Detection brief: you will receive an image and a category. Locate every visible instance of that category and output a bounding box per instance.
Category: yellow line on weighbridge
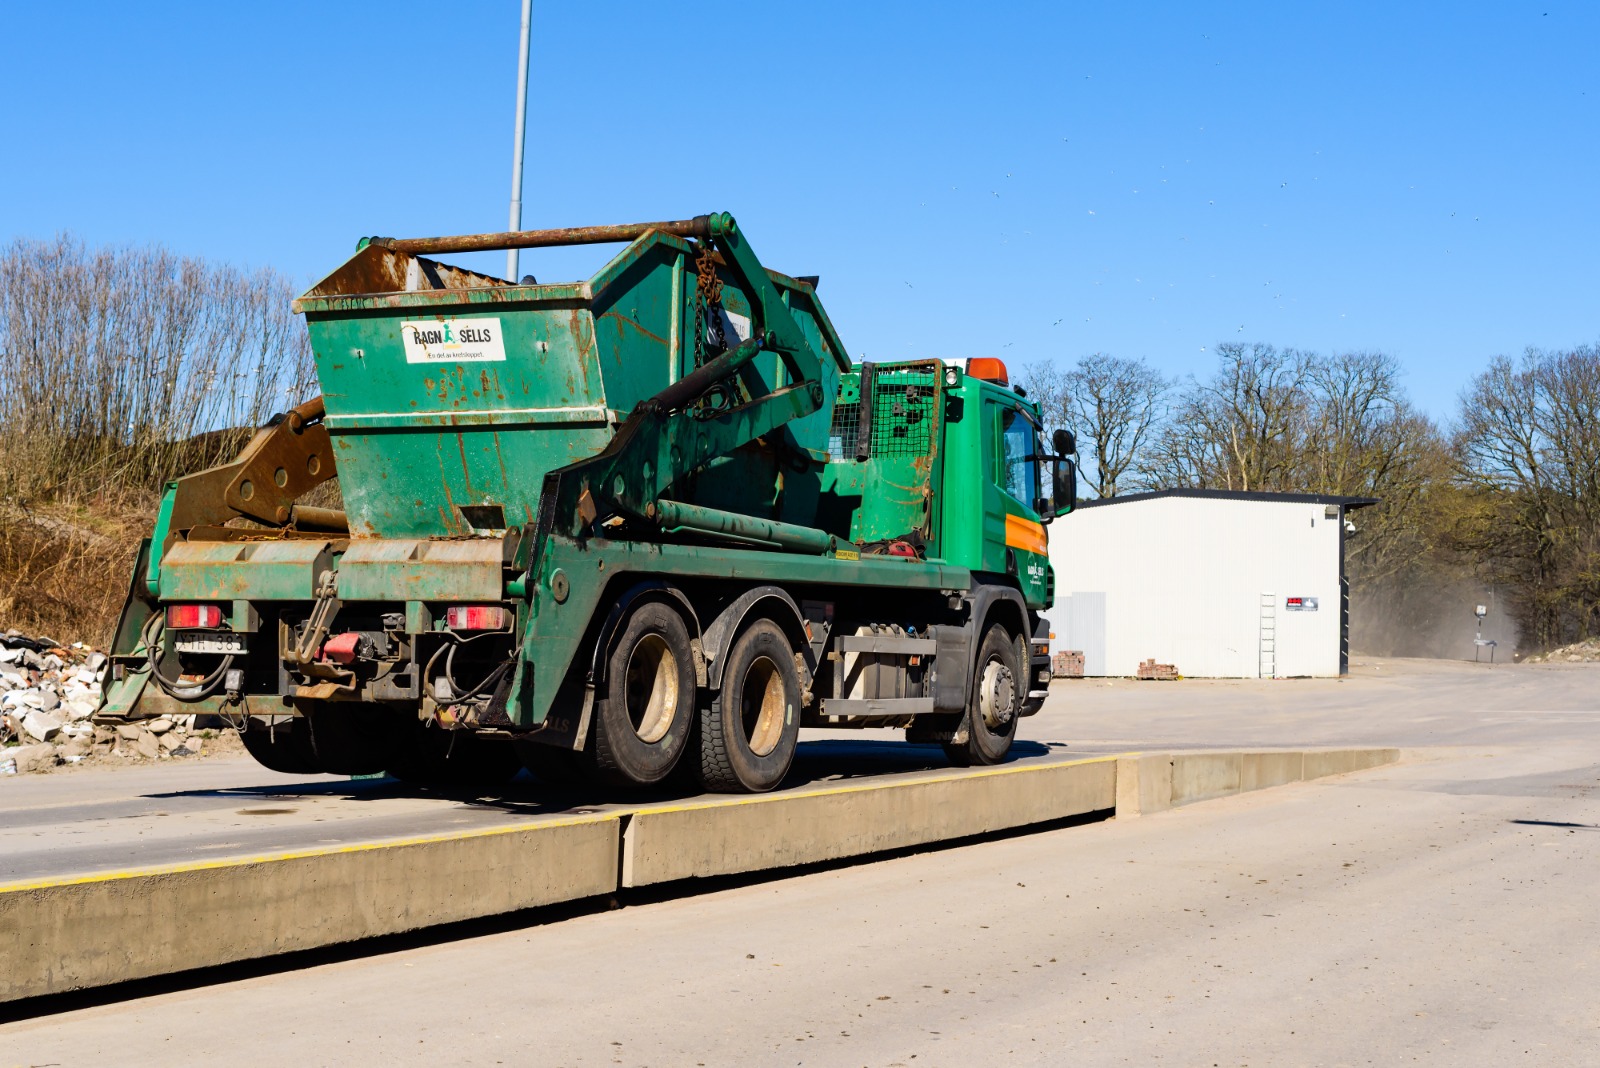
[0,810,619,895]
[0,752,1132,896]
[611,751,1125,818]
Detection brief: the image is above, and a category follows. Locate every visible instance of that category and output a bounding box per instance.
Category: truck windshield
[1000,406,1039,507]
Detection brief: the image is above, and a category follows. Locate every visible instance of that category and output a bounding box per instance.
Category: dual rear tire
[697,619,802,793]
[589,603,801,794]
[591,601,698,788]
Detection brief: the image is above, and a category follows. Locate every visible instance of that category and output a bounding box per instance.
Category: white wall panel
[1046,496,1345,677]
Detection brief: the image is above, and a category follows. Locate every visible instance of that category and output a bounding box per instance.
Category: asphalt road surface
[5,657,1599,1065]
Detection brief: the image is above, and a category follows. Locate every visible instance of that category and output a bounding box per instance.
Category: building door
[1071,592,1107,676]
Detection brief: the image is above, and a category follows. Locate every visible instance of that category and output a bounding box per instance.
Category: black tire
[516,740,594,789]
[388,726,522,789]
[943,624,1020,767]
[303,702,410,776]
[591,600,697,787]
[240,715,322,775]
[698,619,801,793]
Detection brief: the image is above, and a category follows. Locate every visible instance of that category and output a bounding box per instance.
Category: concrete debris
[21,709,64,742]
[0,629,222,774]
[133,729,160,760]
[1523,637,1600,664]
[7,742,59,774]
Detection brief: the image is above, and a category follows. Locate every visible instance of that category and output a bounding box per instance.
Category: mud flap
[96,665,153,721]
[95,538,160,723]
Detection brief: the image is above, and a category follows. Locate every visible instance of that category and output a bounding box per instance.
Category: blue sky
[3,1,1594,420]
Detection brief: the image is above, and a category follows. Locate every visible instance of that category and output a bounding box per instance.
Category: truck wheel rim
[624,634,678,744]
[978,657,1015,730]
[740,656,785,757]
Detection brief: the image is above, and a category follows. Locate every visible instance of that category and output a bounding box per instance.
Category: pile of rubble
[1524,637,1600,664]
[0,630,212,774]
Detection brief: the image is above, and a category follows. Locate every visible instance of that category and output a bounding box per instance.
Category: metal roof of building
[1072,488,1381,511]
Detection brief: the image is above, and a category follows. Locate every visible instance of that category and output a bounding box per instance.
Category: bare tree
[1019,354,1168,498]
[0,234,314,503]
[1140,342,1312,491]
[1456,346,1600,648]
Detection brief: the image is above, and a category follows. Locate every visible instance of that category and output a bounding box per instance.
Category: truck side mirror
[1036,455,1077,520]
[1051,457,1076,517]
[1052,428,1075,456]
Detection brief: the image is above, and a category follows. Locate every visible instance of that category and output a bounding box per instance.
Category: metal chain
[691,242,727,370]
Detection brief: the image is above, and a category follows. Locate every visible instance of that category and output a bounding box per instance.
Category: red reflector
[446,606,508,631]
[967,357,1009,386]
[166,604,222,629]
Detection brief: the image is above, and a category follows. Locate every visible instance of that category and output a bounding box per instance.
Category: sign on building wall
[1285,596,1319,612]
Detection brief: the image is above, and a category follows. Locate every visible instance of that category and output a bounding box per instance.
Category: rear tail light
[166,604,223,629]
[446,605,509,631]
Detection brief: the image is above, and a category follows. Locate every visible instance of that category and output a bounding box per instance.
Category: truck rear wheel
[698,619,801,793]
[303,702,408,776]
[944,624,1020,767]
[388,727,522,789]
[240,716,321,775]
[517,740,594,789]
[592,601,696,787]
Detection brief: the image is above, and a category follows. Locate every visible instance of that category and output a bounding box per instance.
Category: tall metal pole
[506,0,533,282]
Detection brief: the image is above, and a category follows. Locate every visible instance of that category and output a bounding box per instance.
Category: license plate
[173,632,248,655]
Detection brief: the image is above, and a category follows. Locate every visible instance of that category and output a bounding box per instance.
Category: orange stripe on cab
[1004,513,1048,555]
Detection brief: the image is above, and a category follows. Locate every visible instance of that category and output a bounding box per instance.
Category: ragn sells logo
[401,317,507,364]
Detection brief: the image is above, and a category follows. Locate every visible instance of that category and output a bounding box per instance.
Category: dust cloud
[1350,578,1519,661]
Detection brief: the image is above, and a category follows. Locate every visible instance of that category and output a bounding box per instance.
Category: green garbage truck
[95,214,1076,792]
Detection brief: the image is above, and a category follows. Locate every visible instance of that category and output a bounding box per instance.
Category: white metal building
[1046,490,1378,678]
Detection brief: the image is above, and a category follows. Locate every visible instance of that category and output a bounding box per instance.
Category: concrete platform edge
[620,756,1119,887]
[0,815,621,1003]
[1115,747,1401,817]
[1,745,1402,1003]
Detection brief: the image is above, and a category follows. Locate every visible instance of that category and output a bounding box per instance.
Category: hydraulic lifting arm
[539,212,829,538]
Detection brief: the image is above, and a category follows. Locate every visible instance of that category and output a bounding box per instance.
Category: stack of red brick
[1136,658,1178,680]
[1052,651,1085,678]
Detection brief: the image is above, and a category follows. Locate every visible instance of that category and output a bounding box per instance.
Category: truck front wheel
[592,601,697,787]
[944,624,1020,767]
[698,619,801,793]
